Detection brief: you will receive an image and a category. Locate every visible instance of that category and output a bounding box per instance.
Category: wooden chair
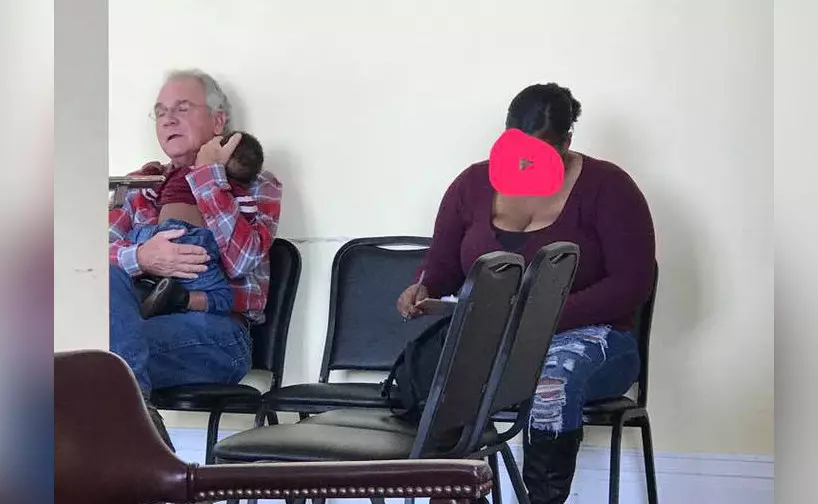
[55,350,493,504]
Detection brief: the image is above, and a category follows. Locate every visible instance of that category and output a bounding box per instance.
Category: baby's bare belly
[159,203,205,228]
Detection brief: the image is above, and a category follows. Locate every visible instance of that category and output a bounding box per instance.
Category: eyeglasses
[149,100,207,121]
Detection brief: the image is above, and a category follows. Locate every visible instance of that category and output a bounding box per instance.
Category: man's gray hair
[165,68,233,131]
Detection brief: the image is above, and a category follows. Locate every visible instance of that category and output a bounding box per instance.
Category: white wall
[774,0,818,499]
[55,0,109,352]
[108,0,773,456]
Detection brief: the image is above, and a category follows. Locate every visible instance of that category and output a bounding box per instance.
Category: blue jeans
[109,264,251,395]
[529,325,640,436]
[128,219,234,314]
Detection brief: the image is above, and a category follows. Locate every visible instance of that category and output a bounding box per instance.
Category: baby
[131,131,264,319]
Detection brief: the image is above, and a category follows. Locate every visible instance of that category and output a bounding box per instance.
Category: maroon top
[418,154,656,332]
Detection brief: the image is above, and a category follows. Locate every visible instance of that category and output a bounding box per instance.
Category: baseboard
[169,428,773,504]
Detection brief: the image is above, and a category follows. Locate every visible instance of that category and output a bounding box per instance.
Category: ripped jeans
[529,325,640,437]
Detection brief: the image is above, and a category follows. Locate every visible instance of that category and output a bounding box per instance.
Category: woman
[396,83,656,504]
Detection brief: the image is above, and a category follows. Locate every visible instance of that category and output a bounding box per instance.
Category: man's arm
[108,163,166,275]
[187,164,282,279]
[108,190,144,276]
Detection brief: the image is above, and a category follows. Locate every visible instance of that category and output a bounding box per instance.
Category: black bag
[380,315,452,424]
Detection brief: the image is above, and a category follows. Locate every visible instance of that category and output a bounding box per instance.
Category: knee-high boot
[522,428,583,504]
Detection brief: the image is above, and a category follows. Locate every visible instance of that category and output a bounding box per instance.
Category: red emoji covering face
[489,128,565,197]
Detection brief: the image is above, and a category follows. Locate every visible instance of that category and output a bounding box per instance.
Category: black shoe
[523,428,583,504]
[144,398,175,453]
[133,276,159,303]
[140,277,190,319]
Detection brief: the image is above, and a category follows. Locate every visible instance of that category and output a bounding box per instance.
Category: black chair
[150,238,302,464]
[300,243,581,504]
[581,264,659,504]
[212,251,526,501]
[488,264,660,504]
[261,236,446,418]
[470,243,580,504]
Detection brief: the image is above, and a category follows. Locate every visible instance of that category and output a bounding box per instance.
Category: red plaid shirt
[109,162,283,324]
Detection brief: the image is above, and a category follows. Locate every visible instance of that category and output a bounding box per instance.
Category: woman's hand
[396,283,430,319]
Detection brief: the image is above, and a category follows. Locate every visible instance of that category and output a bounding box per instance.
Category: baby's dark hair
[222,131,264,184]
[505,83,582,146]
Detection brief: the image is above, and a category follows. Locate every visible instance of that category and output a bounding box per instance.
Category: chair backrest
[410,251,525,458]
[467,242,579,448]
[250,238,302,388]
[634,262,659,407]
[55,350,189,504]
[319,236,447,381]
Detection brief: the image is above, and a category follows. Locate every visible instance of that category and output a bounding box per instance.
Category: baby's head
[221,131,264,185]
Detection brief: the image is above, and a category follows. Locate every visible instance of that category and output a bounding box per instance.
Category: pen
[403,270,426,323]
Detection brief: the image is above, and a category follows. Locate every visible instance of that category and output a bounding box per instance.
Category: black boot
[142,393,175,453]
[140,277,190,319]
[523,428,583,504]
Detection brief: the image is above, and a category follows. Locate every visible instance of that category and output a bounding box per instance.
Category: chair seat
[214,418,502,464]
[582,396,637,415]
[263,382,388,410]
[301,409,501,448]
[490,408,519,423]
[490,397,640,424]
[299,408,423,436]
[214,424,418,462]
[151,384,262,412]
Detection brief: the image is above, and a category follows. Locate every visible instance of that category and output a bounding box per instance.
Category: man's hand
[195,133,242,167]
[136,229,210,279]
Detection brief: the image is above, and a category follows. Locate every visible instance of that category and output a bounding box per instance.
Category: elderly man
[108,69,282,450]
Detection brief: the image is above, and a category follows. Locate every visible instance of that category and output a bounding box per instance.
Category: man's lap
[143,311,251,388]
[142,310,248,353]
[109,264,251,388]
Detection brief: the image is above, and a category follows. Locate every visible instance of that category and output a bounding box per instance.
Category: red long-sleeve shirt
[417,155,655,332]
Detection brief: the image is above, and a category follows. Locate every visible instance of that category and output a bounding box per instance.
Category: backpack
[380,315,453,424]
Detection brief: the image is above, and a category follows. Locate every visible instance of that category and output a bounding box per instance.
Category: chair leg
[487,451,503,504]
[253,409,280,427]
[499,442,529,504]
[641,419,659,504]
[205,410,223,465]
[608,416,625,504]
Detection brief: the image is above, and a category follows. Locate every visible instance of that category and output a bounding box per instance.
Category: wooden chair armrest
[190,459,492,503]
